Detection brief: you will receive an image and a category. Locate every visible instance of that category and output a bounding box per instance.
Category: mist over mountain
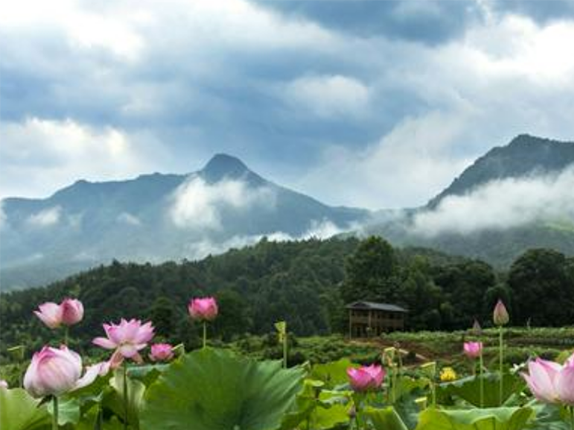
[0,154,369,289]
[428,134,574,207]
[365,134,574,266]
[1,135,574,290]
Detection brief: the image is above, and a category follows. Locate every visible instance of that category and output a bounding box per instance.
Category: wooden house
[347,301,407,338]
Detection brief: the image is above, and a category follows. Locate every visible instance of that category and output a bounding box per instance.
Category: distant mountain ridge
[429,134,574,207]
[364,134,574,267]
[0,154,369,289]
[2,135,574,290]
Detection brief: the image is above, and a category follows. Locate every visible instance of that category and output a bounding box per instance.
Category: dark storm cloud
[250,0,485,44]
[2,0,574,207]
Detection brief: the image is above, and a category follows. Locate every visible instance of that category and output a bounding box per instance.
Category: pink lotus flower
[23,346,100,398]
[463,341,483,359]
[34,298,84,329]
[93,318,154,367]
[61,298,84,326]
[149,343,174,362]
[0,380,7,389]
[521,355,574,405]
[188,297,218,321]
[493,299,509,326]
[347,364,385,392]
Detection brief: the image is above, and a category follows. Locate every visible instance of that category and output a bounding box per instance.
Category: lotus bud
[463,341,483,359]
[34,302,64,329]
[493,299,509,326]
[471,320,482,336]
[23,346,99,398]
[188,297,218,321]
[149,343,174,362]
[0,380,7,389]
[347,364,385,392]
[61,298,84,326]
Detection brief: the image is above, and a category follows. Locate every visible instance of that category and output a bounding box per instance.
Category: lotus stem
[499,325,504,406]
[479,350,484,408]
[64,327,69,346]
[52,396,59,430]
[283,334,288,369]
[123,364,129,430]
[570,406,574,430]
[202,322,207,349]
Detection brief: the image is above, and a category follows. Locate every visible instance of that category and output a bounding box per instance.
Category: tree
[341,236,398,304]
[508,248,572,326]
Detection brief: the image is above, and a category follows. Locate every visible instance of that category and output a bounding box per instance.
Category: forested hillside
[1,237,573,362]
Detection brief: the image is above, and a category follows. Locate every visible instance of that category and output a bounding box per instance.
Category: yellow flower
[440,367,457,382]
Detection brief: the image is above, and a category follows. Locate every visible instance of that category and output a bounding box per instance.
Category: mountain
[0,154,370,290]
[429,134,574,207]
[364,134,574,267]
[2,135,574,289]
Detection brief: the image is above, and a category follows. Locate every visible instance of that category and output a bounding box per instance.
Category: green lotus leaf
[0,388,50,430]
[415,406,534,430]
[310,358,357,388]
[437,373,525,407]
[140,348,305,430]
[526,404,570,430]
[364,406,409,430]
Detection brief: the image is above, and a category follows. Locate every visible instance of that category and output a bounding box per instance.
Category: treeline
[1,236,573,362]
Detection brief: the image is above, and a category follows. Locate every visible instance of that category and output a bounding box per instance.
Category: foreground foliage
[2,346,574,430]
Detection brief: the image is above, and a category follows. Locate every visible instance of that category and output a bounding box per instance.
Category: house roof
[346,301,408,313]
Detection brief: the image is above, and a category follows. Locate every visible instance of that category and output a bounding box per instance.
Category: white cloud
[302,111,474,209]
[413,167,574,236]
[117,212,142,226]
[169,176,276,230]
[296,12,574,209]
[0,0,144,60]
[286,75,370,118]
[27,206,62,227]
[0,118,163,199]
[181,218,351,260]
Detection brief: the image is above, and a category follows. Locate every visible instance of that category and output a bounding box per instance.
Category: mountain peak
[428,134,574,207]
[201,154,250,182]
[507,134,550,148]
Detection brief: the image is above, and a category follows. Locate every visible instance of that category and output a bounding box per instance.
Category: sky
[2,0,574,210]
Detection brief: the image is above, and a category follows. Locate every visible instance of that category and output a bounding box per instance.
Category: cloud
[117,212,142,226]
[26,206,62,227]
[169,176,276,230]
[181,218,350,259]
[491,0,574,24]
[2,0,574,212]
[412,167,574,236]
[0,117,165,198]
[302,111,474,209]
[251,0,484,44]
[286,75,370,118]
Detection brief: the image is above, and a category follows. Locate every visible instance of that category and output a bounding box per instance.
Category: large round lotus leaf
[0,388,50,430]
[415,406,533,430]
[140,348,305,430]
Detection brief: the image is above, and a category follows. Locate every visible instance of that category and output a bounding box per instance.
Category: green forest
[1,236,573,363]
